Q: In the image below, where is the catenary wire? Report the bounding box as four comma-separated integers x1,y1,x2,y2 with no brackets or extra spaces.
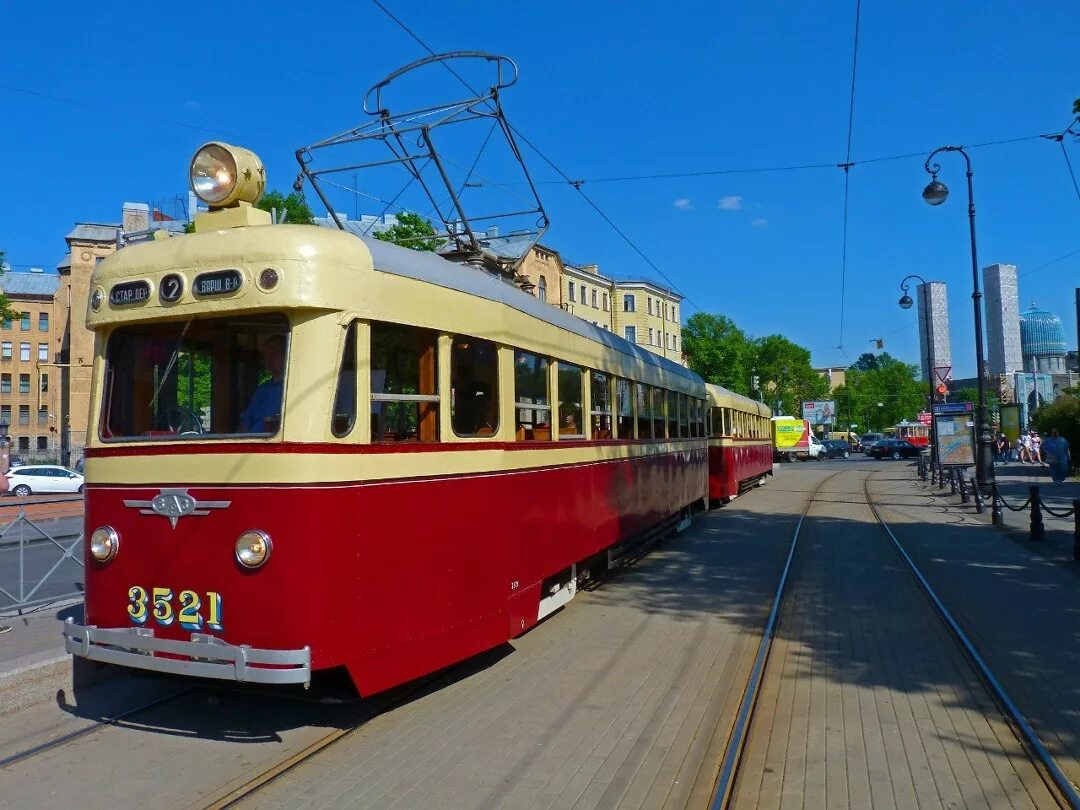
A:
836,0,862,353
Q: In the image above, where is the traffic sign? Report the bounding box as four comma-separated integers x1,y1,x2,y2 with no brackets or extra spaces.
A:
933,402,974,413
933,366,952,384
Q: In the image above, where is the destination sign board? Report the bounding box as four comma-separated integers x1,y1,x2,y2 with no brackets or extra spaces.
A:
109,280,150,306
193,269,242,297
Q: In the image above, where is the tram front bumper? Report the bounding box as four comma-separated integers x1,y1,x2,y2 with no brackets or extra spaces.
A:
63,619,311,686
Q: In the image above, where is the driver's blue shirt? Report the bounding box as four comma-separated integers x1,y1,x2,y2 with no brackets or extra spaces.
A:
239,378,283,433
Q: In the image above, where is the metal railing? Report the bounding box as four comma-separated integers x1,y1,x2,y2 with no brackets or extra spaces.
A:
916,455,1080,559
0,498,84,614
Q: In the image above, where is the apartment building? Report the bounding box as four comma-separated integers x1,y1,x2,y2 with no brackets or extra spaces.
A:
610,281,683,364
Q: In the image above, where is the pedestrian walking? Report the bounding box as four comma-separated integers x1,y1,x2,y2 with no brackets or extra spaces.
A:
995,435,1007,463
1012,437,1022,462
1031,432,1043,465
1043,428,1071,484
1020,432,1032,463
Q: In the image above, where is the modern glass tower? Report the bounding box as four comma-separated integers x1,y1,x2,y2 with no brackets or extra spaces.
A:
917,281,952,382
983,263,1023,376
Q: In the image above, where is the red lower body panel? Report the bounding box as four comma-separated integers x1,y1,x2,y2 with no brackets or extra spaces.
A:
708,442,772,501
83,447,706,694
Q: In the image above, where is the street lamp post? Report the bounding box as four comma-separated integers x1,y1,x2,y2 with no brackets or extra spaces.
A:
922,145,995,489
899,274,937,465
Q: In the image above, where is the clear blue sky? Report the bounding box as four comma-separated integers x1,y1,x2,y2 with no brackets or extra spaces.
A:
2,1,1077,376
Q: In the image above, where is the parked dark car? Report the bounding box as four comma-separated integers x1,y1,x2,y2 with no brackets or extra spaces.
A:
868,439,922,460
821,439,851,459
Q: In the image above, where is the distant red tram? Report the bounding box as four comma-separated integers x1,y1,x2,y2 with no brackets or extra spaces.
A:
705,384,774,502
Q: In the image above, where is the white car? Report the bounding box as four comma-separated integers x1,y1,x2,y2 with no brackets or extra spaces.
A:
6,465,85,496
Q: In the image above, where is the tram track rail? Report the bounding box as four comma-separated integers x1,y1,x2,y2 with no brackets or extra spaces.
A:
709,466,1080,810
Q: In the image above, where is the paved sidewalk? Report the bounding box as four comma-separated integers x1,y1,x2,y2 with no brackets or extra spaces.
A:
869,464,1080,791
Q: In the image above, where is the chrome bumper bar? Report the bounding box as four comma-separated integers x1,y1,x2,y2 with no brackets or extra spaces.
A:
63,619,311,686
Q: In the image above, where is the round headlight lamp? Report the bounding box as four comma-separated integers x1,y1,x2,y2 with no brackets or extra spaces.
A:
90,288,104,312
90,526,119,563
189,142,266,208
235,530,272,569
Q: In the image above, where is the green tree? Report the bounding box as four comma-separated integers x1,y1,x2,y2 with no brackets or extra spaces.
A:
372,212,445,252
835,356,926,431
682,313,754,395
0,249,25,325
256,190,314,225
848,352,882,372
751,334,829,416
1031,393,1079,465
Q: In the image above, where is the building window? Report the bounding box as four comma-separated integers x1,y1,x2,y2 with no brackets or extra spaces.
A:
648,327,654,345
1,317,9,329
18,436,28,451
19,374,29,393
580,285,587,305
371,322,439,442
648,297,653,315
624,326,636,344
603,293,609,311
674,335,678,352
538,275,547,303
673,306,678,322
36,436,47,451
0,405,8,424
450,335,498,437
664,302,669,320
37,343,47,361
19,405,29,425
591,289,597,309
514,351,550,441
331,322,357,438
590,371,611,438
20,343,30,361
38,406,47,425
40,373,47,393
0,374,8,393
20,313,30,331
1,342,10,359
623,294,635,313
557,363,583,439
568,281,575,302
616,378,633,439
38,312,48,331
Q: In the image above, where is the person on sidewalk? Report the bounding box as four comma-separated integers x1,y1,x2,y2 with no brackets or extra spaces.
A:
1012,437,1023,462
1020,432,1032,463
1031,432,1043,465
1043,429,1071,484
995,435,1008,463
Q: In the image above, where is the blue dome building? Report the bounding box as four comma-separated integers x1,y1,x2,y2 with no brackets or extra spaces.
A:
1019,303,1067,374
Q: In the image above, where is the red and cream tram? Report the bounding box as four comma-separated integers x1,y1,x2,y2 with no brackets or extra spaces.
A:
893,420,930,447
64,143,710,695
705,384,774,502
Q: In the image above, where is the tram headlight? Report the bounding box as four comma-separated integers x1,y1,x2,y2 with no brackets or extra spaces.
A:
235,530,272,569
89,526,119,563
189,142,266,208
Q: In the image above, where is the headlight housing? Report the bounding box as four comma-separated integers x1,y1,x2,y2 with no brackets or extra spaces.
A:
89,526,119,563
235,530,272,569
189,142,266,208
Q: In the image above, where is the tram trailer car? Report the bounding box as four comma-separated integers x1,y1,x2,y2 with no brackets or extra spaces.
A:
65,142,709,695
705,384,773,502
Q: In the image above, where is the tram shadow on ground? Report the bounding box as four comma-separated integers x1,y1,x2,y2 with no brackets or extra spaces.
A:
594,469,1080,774
57,599,514,744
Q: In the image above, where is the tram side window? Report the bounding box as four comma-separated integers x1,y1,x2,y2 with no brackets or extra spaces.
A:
652,387,665,439
666,390,678,439
636,384,652,439
690,398,699,438
331,323,358,437
451,335,498,437
590,371,612,439
558,363,584,439
679,394,689,438
514,350,550,441
371,322,439,442
616,378,633,439
102,314,288,440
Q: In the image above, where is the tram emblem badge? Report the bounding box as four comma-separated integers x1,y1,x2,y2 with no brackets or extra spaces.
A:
123,489,231,529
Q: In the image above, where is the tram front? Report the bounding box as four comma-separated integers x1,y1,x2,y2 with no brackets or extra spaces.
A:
64,143,367,686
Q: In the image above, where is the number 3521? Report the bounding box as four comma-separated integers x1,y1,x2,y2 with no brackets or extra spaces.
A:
127,586,223,632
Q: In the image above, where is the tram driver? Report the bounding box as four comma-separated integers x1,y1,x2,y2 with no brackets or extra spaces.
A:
238,334,286,433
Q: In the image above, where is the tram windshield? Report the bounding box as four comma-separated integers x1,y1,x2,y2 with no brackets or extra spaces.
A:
101,313,289,441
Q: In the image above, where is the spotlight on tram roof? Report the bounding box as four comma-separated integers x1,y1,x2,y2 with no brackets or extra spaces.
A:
898,293,914,310
921,178,949,206
189,142,266,208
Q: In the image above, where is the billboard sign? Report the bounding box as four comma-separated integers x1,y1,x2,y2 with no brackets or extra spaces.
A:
801,400,836,425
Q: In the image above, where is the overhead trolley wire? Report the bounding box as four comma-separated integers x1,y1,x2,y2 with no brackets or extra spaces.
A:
1041,116,1080,205
837,0,863,353
371,0,702,312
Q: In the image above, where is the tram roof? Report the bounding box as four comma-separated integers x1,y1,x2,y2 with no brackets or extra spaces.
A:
362,233,701,386
705,383,772,417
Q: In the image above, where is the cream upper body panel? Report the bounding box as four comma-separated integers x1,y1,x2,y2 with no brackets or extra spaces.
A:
705,383,771,418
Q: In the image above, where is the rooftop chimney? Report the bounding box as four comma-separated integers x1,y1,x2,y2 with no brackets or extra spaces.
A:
122,202,150,234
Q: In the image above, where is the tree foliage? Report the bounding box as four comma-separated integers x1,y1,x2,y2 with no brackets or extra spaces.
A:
682,313,754,395
372,212,445,252
753,334,830,416
256,190,314,225
0,249,24,326
1032,393,1079,463
833,355,927,432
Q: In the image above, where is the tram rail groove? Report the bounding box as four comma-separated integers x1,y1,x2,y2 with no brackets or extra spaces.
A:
0,686,194,770
864,472,1080,810
709,470,844,810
